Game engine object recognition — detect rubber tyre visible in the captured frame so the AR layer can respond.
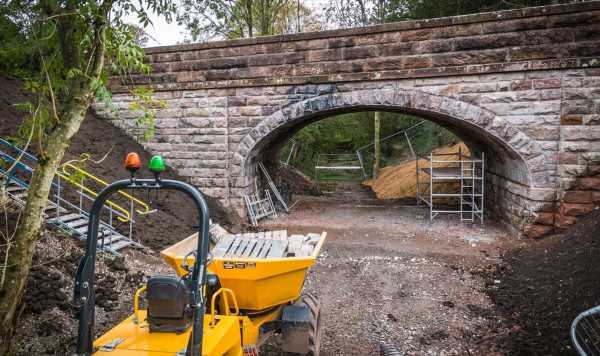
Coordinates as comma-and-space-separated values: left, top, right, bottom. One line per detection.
301, 293, 322, 356
379, 343, 402, 356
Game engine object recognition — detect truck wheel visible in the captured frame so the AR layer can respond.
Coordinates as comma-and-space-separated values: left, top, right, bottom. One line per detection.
379, 342, 402, 356
301, 293, 322, 356
281, 293, 322, 356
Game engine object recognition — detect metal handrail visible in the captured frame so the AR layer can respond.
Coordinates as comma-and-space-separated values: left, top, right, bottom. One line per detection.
356, 121, 425, 152
0, 137, 151, 222
51, 181, 129, 221
133, 285, 147, 324
50, 190, 129, 251
571, 305, 600, 355
210, 288, 239, 326
0, 151, 129, 222
0, 152, 33, 189
61, 163, 152, 216
56, 171, 132, 222
0, 137, 38, 164
0, 140, 135, 251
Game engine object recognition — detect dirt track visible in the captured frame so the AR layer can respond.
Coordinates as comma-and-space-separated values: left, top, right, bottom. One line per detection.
262, 197, 513, 355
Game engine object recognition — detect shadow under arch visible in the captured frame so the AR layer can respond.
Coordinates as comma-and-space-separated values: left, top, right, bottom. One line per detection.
233, 88, 543, 189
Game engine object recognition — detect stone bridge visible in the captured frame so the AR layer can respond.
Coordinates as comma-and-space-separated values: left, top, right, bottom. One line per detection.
94, 1, 600, 238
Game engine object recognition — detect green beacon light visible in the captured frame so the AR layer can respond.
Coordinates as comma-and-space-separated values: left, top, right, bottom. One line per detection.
148, 155, 165, 181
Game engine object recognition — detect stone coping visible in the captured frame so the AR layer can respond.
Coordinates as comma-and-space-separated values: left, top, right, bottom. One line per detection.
145, 1, 600, 54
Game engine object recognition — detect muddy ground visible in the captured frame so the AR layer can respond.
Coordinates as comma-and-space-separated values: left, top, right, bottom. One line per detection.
262, 196, 600, 355
262, 196, 512, 355
0, 74, 241, 251
10, 195, 599, 355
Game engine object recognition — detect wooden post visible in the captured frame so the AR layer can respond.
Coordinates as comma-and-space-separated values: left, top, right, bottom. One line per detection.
373, 111, 381, 179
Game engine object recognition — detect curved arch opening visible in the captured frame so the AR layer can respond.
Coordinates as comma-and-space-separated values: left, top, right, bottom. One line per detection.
244, 105, 530, 188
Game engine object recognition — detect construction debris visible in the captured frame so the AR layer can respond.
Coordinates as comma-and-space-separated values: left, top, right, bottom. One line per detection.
212, 230, 324, 258
208, 220, 230, 244
258, 161, 289, 212
363, 142, 469, 200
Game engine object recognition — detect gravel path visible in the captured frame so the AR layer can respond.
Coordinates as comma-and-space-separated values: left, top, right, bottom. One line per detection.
262, 198, 513, 355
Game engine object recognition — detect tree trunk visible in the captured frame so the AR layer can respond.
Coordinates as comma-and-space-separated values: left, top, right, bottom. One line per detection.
0, 2, 107, 352
373, 111, 381, 179
246, 0, 254, 37
0, 94, 91, 355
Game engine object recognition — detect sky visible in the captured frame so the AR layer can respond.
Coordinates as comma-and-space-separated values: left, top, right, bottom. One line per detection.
124, 11, 188, 47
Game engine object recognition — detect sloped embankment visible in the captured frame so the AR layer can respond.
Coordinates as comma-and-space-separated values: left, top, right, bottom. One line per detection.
0, 74, 241, 250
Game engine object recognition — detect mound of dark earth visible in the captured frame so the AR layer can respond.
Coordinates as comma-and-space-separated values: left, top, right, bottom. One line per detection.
485, 208, 600, 355
0, 73, 241, 250
0, 73, 242, 354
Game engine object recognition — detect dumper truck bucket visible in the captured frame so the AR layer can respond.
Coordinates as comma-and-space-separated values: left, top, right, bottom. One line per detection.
161, 231, 326, 310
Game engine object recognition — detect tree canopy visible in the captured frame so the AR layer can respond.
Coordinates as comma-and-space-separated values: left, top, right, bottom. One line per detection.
177, 0, 322, 41
325, 0, 576, 28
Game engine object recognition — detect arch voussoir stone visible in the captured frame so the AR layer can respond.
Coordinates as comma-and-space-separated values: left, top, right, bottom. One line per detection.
236, 89, 540, 177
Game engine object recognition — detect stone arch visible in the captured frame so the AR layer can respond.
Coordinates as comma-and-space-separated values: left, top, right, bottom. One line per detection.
233, 88, 542, 188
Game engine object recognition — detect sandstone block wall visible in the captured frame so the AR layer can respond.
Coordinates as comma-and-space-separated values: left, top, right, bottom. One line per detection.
94, 2, 600, 238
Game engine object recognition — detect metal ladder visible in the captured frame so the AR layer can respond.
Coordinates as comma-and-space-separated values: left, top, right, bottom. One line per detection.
0, 138, 140, 254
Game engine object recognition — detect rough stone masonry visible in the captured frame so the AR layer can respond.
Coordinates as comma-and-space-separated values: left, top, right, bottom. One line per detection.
93, 1, 600, 238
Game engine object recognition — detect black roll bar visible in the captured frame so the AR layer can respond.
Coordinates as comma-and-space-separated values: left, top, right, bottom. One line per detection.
73, 178, 210, 356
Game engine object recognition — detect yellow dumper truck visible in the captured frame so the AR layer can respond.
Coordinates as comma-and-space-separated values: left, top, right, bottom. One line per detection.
73, 154, 325, 356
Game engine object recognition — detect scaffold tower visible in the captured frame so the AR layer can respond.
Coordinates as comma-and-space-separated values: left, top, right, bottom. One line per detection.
416, 147, 485, 224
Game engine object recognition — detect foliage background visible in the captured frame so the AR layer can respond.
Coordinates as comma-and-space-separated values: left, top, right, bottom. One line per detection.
280, 112, 457, 180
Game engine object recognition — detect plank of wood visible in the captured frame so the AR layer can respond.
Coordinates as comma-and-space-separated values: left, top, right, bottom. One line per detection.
297, 243, 314, 257
272, 230, 287, 241
266, 240, 288, 258
209, 223, 229, 242
305, 233, 321, 245
234, 238, 249, 257
242, 238, 254, 256
242, 239, 258, 257
264, 231, 272, 239
225, 237, 242, 257
288, 234, 305, 253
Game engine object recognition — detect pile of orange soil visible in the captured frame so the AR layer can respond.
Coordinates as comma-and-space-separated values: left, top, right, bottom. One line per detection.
363, 142, 469, 200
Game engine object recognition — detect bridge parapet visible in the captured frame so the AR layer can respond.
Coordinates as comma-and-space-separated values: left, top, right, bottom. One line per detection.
113, 1, 600, 92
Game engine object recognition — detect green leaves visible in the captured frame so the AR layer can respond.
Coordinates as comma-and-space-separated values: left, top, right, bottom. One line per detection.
325, 0, 569, 28
0, 0, 177, 148
128, 87, 166, 141
177, 0, 312, 41
283, 112, 458, 178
